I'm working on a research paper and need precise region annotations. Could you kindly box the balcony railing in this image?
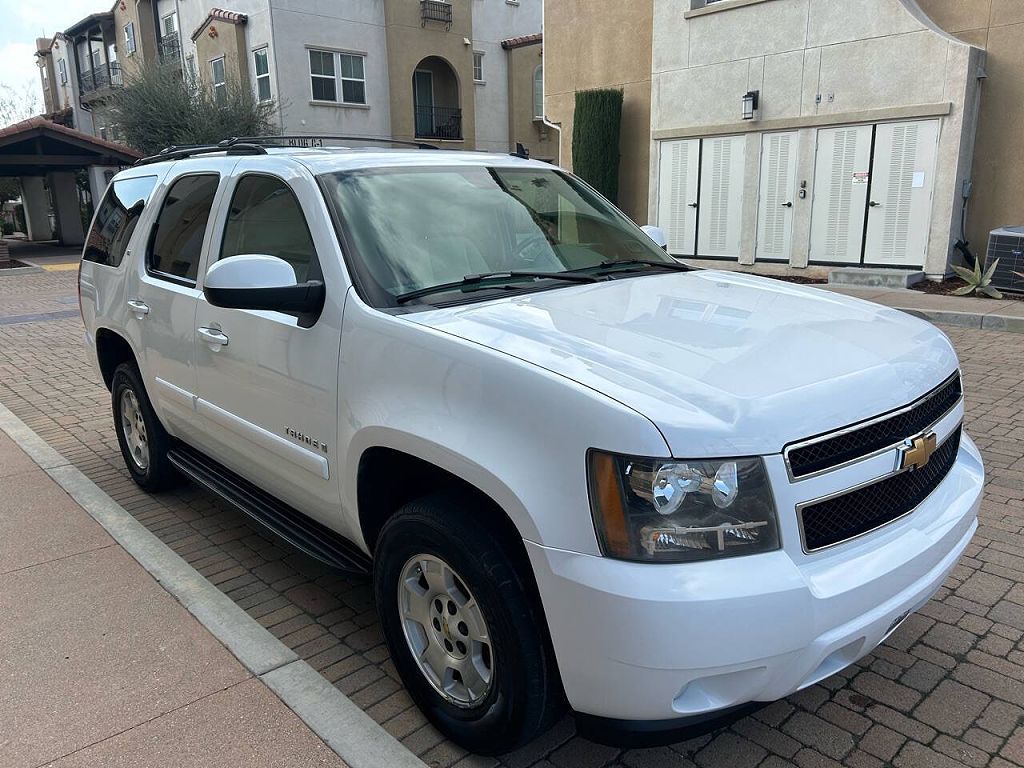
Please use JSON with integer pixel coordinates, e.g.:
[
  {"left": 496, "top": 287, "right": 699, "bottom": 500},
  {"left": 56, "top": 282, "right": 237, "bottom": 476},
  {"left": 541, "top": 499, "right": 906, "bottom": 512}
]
[
  {"left": 159, "top": 32, "right": 181, "bottom": 63},
  {"left": 420, "top": 0, "right": 453, "bottom": 30},
  {"left": 414, "top": 105, "right": 462, "bottom": 140},
  {"left": 78, "top": 62, "right": 122, "bottom": 98}
]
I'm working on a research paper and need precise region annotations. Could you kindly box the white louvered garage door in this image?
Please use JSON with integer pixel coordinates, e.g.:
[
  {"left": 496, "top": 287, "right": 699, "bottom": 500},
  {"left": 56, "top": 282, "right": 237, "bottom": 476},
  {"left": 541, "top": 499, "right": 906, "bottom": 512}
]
[
  {"left": 809, "top": 125, "right": 872, "bottom": 264},
  {"left": 697, "top": 135, "right": 746, "bottom": 259},
  {"left": 755, "top": 131, "right": 799, "bottom": 262},
  {"left": 863, "top": 120, "right": 939, "bottom": 267},
  {"left": 656, "top": 139, "right": 700, "bottom": 257}
]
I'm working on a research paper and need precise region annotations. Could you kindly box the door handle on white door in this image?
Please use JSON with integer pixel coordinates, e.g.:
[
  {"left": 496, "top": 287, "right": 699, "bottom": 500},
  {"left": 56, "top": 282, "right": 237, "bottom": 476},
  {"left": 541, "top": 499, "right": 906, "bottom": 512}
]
[
  {"left": 197, "top": 327, "right": 229, "bottom": 349},
  {"left": 781, "top": 202, "right": 793, "bottom": 208},
  {"left": 127, "top": 299, "right": 149, "bottom": 317}
]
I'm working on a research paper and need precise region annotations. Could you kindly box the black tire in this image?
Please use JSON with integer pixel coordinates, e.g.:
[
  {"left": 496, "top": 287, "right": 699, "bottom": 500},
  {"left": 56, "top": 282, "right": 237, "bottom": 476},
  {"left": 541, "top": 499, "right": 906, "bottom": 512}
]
[
  {"left": 374, "top": 492, "right": 564, "bottom": 754},
  {"left": 111, "top": 362, "right": 179, "bottom": 491}
]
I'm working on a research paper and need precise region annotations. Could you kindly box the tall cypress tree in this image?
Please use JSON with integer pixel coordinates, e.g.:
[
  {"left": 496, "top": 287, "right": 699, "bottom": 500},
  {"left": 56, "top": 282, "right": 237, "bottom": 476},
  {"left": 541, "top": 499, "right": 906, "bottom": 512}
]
[{"left": 571, "top": 89, "right": 624, "bottom": 205}]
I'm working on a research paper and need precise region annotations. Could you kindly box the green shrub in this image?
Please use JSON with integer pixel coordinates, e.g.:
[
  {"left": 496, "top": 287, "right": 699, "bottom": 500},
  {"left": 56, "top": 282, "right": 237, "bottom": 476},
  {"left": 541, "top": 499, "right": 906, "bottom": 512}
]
[{"left": 572, "top": 89, "right": 624, "bottom": 204}]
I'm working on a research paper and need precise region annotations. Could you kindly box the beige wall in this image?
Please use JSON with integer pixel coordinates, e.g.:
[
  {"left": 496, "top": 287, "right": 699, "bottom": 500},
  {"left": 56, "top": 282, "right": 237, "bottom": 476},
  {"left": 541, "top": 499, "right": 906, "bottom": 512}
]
[
  {"left": 915, "top": 0, "right": 1024, "bottom": 252},
  {"left": 544, "top": 0, "right": 654, "bottom": 221},
  {"left": 506, "top": 42, "right": 557, "bottom": 162},
  {"left": 193, "top": 21, "right": 249, "bottom": 89},
  {"left": 383, "top": 0, "right": 476, "bottom": 148},
  {"left": 113, "top": 0, "right": 158, "bottom": 74}
]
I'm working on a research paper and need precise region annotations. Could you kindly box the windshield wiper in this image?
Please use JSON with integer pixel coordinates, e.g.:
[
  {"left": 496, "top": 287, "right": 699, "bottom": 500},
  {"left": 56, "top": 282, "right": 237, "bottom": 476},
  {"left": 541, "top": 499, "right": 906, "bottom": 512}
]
[
  {"left": 579, "top": 258, "right": 693, "bottom": 276},
  {"left": 394, "top": 270, "right": 601, "bottom": 305}
]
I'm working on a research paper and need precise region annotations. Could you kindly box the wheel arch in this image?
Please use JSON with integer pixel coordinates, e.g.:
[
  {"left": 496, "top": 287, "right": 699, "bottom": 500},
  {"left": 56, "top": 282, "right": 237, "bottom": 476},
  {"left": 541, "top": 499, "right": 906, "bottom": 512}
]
[{"left": 95, "top": 326, "right": 140, "bottom": 390}]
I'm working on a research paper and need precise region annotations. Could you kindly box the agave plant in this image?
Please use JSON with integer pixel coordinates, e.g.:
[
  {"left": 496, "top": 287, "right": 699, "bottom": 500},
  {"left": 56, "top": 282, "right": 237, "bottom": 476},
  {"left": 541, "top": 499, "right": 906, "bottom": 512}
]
[{"left": 951, "top": 259, "right": 1002, "bottom": 299}]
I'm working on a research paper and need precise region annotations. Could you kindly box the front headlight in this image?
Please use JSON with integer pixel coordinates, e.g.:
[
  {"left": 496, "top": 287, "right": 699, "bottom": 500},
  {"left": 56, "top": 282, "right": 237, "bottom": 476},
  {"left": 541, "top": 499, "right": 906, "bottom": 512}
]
[{"left": 588, "top": 450, "right": 780, "bottom": 562}]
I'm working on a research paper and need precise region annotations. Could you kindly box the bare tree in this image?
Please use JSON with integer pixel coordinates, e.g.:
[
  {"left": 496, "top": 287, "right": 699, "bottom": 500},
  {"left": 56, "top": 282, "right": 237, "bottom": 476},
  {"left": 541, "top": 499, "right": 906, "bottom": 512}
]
[{"left": 0, "top": 81, "right": 42, "bottom": 127}]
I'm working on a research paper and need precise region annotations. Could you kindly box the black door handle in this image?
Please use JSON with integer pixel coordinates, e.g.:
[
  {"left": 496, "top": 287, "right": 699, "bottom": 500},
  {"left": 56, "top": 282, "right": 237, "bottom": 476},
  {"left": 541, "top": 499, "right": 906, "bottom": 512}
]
[
  {"left": 688, "top": 203, "right": 698, "bottom": 209},
  {"left": 869, "top": 201, "right": 881, "bottom": 208},
  {"left": 781, "top": 202, "right": 793, "bottom": 208}
]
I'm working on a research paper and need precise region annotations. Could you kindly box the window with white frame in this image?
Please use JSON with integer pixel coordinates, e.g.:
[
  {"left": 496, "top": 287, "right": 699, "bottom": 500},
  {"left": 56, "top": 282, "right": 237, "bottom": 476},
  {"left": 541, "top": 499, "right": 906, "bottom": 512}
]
[
  {"left": 308, "top": 49, "right": 366, "bottom": 104},
  {"left": 253, "top": 48, "right": 271, "bottom": 102},
  {"left": 211, "top": 57, "right": 226, "bottom": 104},
  {"left": 185, "top": 53, "right": 197, "bottom": 82},
  {"left": 162, "top": 12, "right": 177, "bottom": 36},
  {"left": 58, "top": 58, "right": 67, "bottom": 84},
  {"left": 124, "top": 22, "right": 136, "bottom": 55},
  {"left": 473, "top": 51, "right": 484, "bottom": 82},
  {"left": 532, "top": 65, "right": 543, "bottom": 120}
]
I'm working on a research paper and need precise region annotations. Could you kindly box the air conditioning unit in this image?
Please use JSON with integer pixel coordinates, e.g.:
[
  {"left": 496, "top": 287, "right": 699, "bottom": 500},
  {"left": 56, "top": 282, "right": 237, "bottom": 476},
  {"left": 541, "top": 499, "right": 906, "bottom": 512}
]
[{"left": 984, "top": 225, "right": 1024, "bottom": 293}]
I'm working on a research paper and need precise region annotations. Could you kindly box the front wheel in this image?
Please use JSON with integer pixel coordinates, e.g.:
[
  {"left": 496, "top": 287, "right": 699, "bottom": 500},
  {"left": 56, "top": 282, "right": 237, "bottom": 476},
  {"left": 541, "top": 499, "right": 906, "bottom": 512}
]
[{"left": 373, "top": 492, "right": 564, "bottom": 754}]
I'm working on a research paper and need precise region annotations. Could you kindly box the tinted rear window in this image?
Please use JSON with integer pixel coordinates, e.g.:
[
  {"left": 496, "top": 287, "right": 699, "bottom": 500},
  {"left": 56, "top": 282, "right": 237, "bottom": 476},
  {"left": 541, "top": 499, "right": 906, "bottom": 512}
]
[
  {"left": 148, "top": 174, "right": 220, "bottom": 282},
  {"left": 83, "top": 176, "right": 157, "bottom": 267}
]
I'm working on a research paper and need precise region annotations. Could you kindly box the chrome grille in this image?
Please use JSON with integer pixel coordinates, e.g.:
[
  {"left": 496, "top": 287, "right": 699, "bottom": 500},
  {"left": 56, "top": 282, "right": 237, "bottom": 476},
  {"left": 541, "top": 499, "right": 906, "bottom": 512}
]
[
  {"left": 799, "top": 426, "right": 962, "bottom": 552},
  {"left": 786, "top": 373, "right": 962, "bottom": 479}
]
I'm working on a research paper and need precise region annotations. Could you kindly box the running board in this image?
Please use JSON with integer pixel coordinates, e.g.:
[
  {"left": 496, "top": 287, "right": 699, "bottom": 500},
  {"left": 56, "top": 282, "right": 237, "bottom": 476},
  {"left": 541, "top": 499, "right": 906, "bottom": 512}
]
[{"left": 167, "top": 442, "right": 371, "bottom": 576}]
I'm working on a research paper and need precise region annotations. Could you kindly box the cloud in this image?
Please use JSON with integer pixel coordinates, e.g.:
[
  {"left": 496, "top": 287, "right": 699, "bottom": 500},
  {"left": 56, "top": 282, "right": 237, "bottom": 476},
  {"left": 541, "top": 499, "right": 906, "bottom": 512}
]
[{"left": 0, "top": 42, "right": 44, "bottom": 112}]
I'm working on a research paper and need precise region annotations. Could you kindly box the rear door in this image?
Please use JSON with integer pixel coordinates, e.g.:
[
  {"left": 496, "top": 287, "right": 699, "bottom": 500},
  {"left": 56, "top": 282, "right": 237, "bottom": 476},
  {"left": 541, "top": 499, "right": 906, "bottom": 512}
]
[
  {"left": 192, "top": 158, "right": 345, "bottom": 524},
  {"left": 125, "top": 159, "right": 235, "bottom": 436}
]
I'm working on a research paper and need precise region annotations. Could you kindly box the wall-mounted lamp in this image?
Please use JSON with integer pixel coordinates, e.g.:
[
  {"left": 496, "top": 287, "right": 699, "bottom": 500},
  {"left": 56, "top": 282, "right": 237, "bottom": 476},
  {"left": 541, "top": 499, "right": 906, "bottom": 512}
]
[{"left": 742, "top": 90, "right": 760, "bottom": 120}]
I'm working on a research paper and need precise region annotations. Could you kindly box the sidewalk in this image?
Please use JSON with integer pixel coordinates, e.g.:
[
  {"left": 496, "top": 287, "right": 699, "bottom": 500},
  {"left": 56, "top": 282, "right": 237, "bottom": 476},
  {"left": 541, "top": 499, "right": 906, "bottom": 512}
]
[
  {"left": 820, "top": 284, "right": 1024, "bottom": 332},
  {"left": 0, "top": 430, "right": 347, "bottom": 768}
]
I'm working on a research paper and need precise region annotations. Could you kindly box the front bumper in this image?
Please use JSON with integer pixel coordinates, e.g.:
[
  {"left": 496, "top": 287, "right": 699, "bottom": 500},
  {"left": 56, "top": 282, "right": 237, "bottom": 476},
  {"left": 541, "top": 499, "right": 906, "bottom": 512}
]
[{"left": 526, "top": 433, "right": 983, "bottom": 723}]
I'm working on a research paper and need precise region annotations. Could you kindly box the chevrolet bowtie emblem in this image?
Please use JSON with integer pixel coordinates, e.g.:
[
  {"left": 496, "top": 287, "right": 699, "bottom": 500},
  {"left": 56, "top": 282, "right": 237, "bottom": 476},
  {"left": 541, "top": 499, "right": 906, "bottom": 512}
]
[{"left": 899, "top": 432, "right": 937, "bottom": 472}]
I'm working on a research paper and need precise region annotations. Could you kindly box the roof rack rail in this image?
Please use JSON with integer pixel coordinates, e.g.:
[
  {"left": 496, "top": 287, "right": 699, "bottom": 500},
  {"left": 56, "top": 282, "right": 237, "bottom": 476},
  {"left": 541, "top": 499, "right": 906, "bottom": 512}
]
[
  {"left": 218, "top": 134, "right": 440, "bottom": 151},
  {"left": 133, "top": 142, "right": 267, "bottom": 167}
]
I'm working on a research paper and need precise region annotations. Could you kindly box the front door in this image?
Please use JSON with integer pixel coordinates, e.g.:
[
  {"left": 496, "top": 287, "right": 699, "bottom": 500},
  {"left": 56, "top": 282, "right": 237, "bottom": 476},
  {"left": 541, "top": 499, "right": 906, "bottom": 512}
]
[
  {"left": 755, "top": 132, "right": 799, "bottom": 262},
  {"left": 193, "top": 165, "right": 342, "bottom": 524},
  {"left": 414, "top": 70, "right": 434, "bottom": 137},
  {"left": 809, "top": 125, "right": 873, "bottom": 264},
  {"left": 863, "top": 120, "right": 939, "bottom": 267},
  {"left": 656, "top": 139, "right": 700, "bottom": 257}
]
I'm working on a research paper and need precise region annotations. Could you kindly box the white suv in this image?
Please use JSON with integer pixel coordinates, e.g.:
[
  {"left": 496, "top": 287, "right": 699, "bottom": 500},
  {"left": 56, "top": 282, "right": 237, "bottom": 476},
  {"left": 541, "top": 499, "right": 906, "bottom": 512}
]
[{"left": 79, "top": 140, "right": 984, "bottom": 753}]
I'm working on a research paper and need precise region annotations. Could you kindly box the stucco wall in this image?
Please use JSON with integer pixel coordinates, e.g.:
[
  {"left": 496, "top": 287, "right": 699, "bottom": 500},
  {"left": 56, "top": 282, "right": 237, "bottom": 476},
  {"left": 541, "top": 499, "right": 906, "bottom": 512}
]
[
  {"left": 113, "top": 0, "right": 158, "bottom": 73},
  {"left": 471, "top": 0, "right": 541, "bottom": 153},
  {"left": 915, "top": 0, "right": 1024, "bottom": 254},
  {"left": 543, "top": 0, "right": 654, "bottom": 221},
  {"left": 506, "top": 42, "right": 557, "bottom": 162},
  {"left": 194, "top": 20, "right": 249, "bottom": 88}
]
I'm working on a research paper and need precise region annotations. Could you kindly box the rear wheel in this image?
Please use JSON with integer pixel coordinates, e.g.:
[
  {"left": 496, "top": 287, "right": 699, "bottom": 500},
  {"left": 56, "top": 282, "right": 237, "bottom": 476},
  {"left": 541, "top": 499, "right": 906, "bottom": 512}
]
[
  {"left": 374, "top": 492, "right": 563, "bottom": 754},
  {"left": 111, "top": 362, "right": 179, "bottom": 491}
]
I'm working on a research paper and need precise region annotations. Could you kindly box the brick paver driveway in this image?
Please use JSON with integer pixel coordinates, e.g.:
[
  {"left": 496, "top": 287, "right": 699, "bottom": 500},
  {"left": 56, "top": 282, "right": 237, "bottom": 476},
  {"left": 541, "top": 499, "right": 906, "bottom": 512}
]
[{"left": 2, "top": 264, "right": 1023, "bottom": 768}]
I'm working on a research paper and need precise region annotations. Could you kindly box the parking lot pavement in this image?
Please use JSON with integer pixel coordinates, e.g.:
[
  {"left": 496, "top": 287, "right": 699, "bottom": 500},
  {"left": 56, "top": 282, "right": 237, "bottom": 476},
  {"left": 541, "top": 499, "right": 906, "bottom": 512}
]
[
  {"left": 1, "top": 266, "right": 1023, "bottom": 768},
  {"left": 0, "top": 431, "right": 346, "bottom": 768}
]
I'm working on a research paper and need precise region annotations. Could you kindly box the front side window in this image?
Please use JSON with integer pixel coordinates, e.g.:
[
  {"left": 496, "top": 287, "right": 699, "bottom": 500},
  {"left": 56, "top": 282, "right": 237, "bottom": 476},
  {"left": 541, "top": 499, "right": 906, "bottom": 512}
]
[
  {"left": 253, "top": 48, "right": 271, "bottom": 101},
  {"left": 124, "top": 23, "right": 136, "bottom": 55},
  {"left": 220, "top": 175, "right": 317, "bottom": 283},
  {"left": 148, "top": 174, "right": 220, "bottom": 283},
  {"left": 211, "top": 57, "right": 226, "bottom": 104},
  {"left": 84, "top": 176, "right": 157, "bottom": 267},
  {"left": 320, "top": 166, "right": 673, "bottom": 307}
]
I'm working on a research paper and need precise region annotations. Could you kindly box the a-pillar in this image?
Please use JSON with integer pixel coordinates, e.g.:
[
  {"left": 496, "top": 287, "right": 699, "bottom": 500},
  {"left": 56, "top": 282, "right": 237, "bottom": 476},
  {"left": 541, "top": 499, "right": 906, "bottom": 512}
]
[
  {"left": 46, "top": 171, "right": 85, "bottom": 247},
  {"left": 18, "top": 176, "right": 53, "bottom": 241},
  {"left": 87, "top": 165, "right": 119, "bottom": 205}
]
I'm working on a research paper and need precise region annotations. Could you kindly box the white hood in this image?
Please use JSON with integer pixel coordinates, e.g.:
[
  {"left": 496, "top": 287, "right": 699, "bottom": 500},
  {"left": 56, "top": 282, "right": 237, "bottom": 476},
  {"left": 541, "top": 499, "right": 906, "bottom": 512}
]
[{"left": 407, "top": 271, "right": 959, "bottom": 457}]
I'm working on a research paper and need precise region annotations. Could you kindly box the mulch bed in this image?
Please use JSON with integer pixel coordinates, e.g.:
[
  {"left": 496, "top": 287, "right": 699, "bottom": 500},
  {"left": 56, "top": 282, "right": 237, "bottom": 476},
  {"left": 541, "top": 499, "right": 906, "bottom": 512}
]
[
  {"left": 0, "top": 259, "right": 26, "bottom": 270},
  {"left": 912, "top": 277, "right": 1024, "bottom": 302}
]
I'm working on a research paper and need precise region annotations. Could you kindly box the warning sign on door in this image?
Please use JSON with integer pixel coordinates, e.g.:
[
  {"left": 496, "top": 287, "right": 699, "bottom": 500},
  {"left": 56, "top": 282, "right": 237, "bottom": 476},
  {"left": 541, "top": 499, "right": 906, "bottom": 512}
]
[{"left": 852, "top": 172, "right": 870, "bottom": 184}]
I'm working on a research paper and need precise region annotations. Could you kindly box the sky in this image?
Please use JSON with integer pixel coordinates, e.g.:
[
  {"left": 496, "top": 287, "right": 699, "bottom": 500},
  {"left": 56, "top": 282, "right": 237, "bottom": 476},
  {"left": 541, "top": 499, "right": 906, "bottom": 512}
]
[{"left": 0, "top": 0, "right": 108, "bottom": 115}]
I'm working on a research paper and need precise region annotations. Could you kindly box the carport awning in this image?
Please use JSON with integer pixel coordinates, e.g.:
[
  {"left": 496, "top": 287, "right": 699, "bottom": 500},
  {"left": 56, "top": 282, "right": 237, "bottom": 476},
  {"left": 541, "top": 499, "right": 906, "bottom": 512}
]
[{"left": 0, "top": 116, "right": 140, "bottom": 177}]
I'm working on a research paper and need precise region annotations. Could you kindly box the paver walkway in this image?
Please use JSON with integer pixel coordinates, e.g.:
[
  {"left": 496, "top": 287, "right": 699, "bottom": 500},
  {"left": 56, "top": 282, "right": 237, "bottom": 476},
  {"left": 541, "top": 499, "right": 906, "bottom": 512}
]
[
  {"left": 0, "top": 431, "right": 346, "bottom": 768},
  {"left": 2, "top": 250, "right": 1024, "bottom": 768}
]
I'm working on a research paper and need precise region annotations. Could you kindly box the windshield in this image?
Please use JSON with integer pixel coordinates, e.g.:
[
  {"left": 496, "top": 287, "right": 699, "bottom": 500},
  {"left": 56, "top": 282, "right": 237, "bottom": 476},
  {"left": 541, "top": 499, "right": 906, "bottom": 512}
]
[{"left": 320, "top": 166, "right": 676, "bottom": 306}]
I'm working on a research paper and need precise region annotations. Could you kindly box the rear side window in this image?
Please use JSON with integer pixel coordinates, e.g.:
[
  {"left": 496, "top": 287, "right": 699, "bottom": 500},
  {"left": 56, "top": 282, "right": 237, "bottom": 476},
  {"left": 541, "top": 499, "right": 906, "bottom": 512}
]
[
  {"left": 148, "top": 174, "right": 220, "bottom": 283},
  {"left": 83, "top": 176, "right": 157, "bottom": 267},
  {"left": 219, "top": 175, "right": 318, "bottom": 283}
]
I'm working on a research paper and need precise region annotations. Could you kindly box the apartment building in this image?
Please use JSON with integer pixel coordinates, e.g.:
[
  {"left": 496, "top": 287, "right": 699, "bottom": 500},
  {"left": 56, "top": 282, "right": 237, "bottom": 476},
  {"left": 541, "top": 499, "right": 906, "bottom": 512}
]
[
  {"left": 545, "top": 0, "right": 1022, "bottom": 280},
  {"left": 33, "top": 0, "right": 554, "bottom": 160}
]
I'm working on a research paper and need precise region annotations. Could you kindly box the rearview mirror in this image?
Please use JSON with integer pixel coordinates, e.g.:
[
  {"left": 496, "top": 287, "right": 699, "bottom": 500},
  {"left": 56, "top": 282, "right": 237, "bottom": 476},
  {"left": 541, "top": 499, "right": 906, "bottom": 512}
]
[
  {"left": 640, "top": 225, "right": 668, "bottom": 250},
  {"left": 204, "top": 254, "right": 325, "bottom": 317}
]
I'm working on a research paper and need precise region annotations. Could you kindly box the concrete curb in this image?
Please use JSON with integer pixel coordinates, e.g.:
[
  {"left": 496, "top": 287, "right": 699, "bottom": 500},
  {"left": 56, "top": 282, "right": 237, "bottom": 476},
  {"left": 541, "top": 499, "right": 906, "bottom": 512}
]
[
  {"left": 0, "top": 264, "right": 45, "bottom": 277},
  {"left": 899, "top": 307, "right": 1024, "bottom": 333},
  {"left": 0, "top": 401, "right": 426, "bottom": 768}
]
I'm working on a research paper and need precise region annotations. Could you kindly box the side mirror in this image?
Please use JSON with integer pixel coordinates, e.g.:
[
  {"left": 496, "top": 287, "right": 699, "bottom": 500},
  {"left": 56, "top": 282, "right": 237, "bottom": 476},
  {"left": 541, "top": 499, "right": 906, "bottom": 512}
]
[
  {"left": 204, "top": 254, "right": 325, "bottom": 316},
  {"left": 640, "top": 225, "right": 668, "bottom": 250}
]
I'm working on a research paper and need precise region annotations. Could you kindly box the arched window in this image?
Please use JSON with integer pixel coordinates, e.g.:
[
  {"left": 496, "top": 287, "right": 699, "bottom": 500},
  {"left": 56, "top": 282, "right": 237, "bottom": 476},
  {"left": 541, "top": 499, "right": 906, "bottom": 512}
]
[{"left": 533, "top": 65, "right": 543, "bottom": 120}]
